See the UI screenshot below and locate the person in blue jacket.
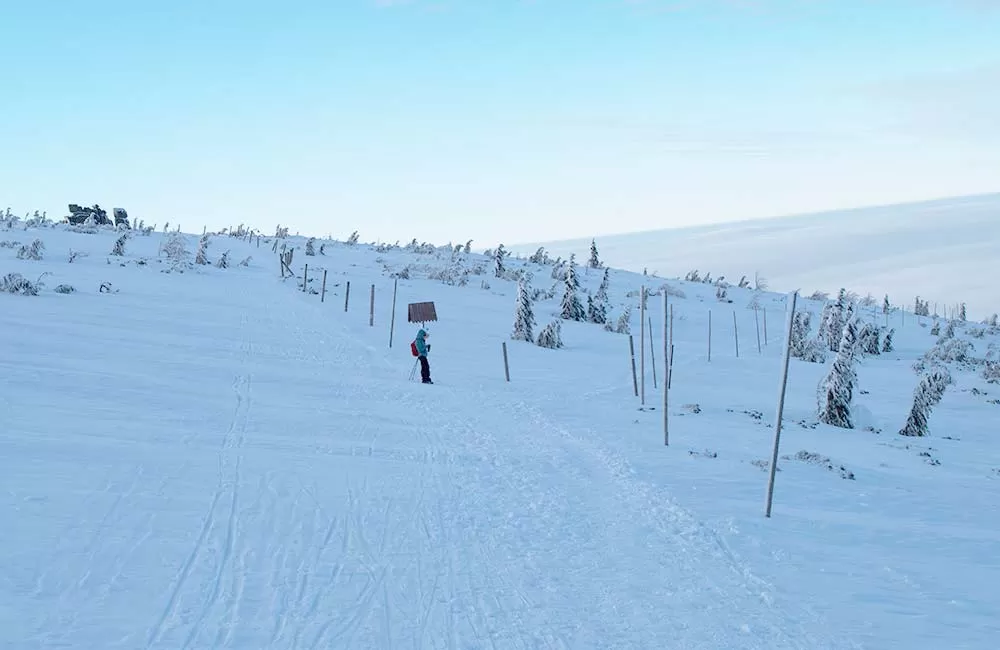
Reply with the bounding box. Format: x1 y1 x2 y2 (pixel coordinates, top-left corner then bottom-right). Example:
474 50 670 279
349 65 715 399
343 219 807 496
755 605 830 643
415 328 432 384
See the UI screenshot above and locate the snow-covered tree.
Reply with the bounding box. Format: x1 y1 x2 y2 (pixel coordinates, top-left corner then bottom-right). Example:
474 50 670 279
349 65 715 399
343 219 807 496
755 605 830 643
589 268 610 324
930 319 941 336
819 302 844 352
613 308 631 335
305 237 316 256
899 368 952 437
494 244 507 278
817 317 860 429
195 233 210 265
216 250 230 269
588 239 602 269
959 303 967 322
858 322 881 356
882 327 895 353
883 294 891 314
560 255 585 321
161 231 189 263
790 312 826 363
511 281 536 342
536 319 564 349
942 320 956 340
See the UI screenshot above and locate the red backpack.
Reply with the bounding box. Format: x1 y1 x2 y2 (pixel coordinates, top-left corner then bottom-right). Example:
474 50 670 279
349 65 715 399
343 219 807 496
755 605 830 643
410 340 419 357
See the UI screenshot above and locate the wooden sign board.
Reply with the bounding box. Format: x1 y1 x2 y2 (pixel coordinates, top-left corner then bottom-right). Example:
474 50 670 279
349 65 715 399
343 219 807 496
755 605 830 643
408 301 438 323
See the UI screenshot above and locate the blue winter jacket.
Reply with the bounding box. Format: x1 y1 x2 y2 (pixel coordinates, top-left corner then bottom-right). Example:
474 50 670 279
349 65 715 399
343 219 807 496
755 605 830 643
415 329 429 356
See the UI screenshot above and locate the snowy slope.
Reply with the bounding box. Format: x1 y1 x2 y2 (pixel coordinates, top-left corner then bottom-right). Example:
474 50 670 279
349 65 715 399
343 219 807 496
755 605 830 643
2 217 999 649
513 193 1000 320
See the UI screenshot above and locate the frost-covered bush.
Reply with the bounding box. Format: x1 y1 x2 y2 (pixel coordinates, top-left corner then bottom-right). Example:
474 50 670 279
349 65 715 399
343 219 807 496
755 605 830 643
560 255 585 321
536 319 563 349
1 272 46 295
54 284 76 294
983 361 1000 385
305 237 316 256
160 231 190 264
913 338 974 372
216 250 230 269
16 239 45 260
110 233 128 257
239 255 252 267
899 368 952 437
68 249 88 263
0 239 21 249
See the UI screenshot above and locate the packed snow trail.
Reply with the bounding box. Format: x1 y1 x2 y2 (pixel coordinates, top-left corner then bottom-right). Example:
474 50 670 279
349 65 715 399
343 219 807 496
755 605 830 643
2 269 850 649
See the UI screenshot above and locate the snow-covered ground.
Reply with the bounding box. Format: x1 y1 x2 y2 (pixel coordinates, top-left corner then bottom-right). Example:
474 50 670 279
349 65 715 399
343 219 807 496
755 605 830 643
513 192 1000 321
2 216 998 649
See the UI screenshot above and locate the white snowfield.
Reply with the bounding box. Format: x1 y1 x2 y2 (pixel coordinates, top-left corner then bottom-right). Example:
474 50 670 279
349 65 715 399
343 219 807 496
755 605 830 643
2 218 998 649
515 192 1000 321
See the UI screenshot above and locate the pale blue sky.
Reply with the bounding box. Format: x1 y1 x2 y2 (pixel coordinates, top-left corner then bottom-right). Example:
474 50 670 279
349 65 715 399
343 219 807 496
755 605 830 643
2 0 998 245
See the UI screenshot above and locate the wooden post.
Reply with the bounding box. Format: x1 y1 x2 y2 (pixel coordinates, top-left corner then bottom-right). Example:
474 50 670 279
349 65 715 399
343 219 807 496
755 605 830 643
648 316 657 389
344 281 351 312
663 291 669 445
708 309 712 362
320 270 328 302
765 291 798 518
369 284 375 327
628 335 639 397
502 341 510 382
389 278 398 347
669 304 674 389
733 310 740 358
303 264 308 292
763 307 768 345
639 285 646 406
754 306 762 354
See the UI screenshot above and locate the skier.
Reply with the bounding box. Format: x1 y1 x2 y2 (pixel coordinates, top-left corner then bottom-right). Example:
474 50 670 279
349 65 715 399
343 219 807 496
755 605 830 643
414 328 432 384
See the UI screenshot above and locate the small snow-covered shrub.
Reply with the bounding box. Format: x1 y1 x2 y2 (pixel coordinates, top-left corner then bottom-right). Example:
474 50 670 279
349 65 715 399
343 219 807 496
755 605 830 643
536 319 563 349
983 361 1000 384
305 237 316 256
1 272 40 295
913 338 974 372
216 251 230 269
54 284 76 294
195 234 211 264
161 231 190 264
68 249 88 263
239 255 252 267
16 239 45 260
1 239 21 249
790 312 827 363
110 233 128 256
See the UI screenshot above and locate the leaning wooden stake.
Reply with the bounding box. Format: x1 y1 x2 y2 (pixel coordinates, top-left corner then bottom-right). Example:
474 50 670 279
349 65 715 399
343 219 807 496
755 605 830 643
754 306 762 354
320 270 328 302
502 341 510 382
628 334 639 397
648 315 657 389
708 310 712 362
663 291 669 445
765 291 799 518
388 278 398 348
733 310 740 358
369 284 375 327
639 285 646 406
303 264 309 292
344 281 351 312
